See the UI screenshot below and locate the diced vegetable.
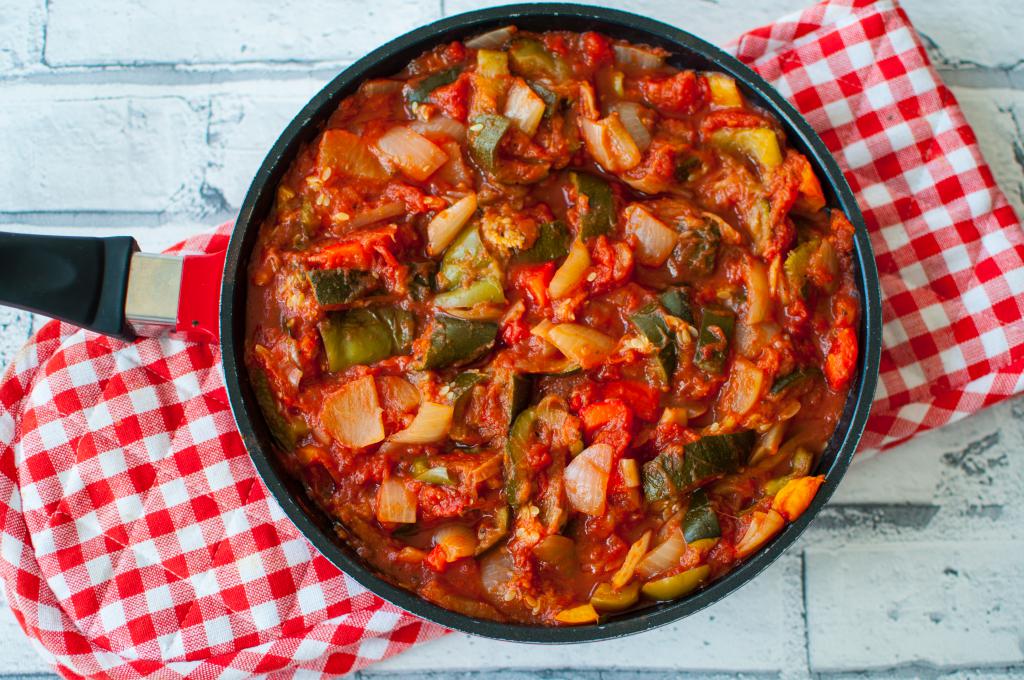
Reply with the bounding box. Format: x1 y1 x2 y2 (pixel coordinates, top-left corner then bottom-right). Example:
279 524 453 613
414 465 454 485
546 323 616 369
555 603 600 625
548 239 591 298
770 366 821 394
670 217 721 283
694 308 735 374
514 220 570 264
406 67 462 104
465 26 517 50
533 534 577 577
611 530 651 589
629 302 677 384
504 78 547 137
505 407 537 509
509 38 569 82
467 114 511 172
659 287 694 323
479 547 515 601
433 524 478 561
564 442 614 515
377 478 417 523
709 127 783 169
613 44 665 72
745 257 770 324
346 201 405 230
321 375 385 449
706 73 743 108
625 204 678 267
530 82 559 117
475 506 510 554
410 115 467 142
498 373 532 433
643 430 755 499
319 307 415 372
771 475 825 521
570 172 615 239
734 509 785 557
427 192 478 256
619 458 640 488
611 102 652 151
580 113 642 173
476 48 510 78
390 402 454 444
682 489 721 543
635 528 686 579
641 565 710 601
251 367 308 450
421 314 499 369
722 356 766 416
375 126 449 181
305 268 379 306
434 225 506 309
318 129 389 180
590 581 640 612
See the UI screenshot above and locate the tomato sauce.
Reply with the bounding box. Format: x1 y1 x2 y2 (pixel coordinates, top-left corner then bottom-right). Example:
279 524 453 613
245 25 859 625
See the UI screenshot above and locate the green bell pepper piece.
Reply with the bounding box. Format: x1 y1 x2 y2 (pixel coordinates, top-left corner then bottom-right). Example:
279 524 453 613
570 172 615 239
435 225 506 309
421 314 499 369
319 306 415 372
694 308 735 375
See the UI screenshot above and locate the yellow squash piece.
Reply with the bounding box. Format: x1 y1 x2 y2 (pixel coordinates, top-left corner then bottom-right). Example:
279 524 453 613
641 565 711 601
555 603 600 625
590 581 641 612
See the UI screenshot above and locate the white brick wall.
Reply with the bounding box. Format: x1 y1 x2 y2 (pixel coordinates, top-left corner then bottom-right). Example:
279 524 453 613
0 0 1023 678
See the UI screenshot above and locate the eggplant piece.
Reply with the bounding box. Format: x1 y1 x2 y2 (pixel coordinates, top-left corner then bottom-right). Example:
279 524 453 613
306 268 379 306
570 172 615 239
513 220 570 264
421 314 498 369
406 67 462 104
694 307 735 375
682 488 721 543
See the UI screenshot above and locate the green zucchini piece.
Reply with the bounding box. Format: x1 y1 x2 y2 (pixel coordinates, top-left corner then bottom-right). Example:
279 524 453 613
421 314 499 369
694 308 735 375
630 303 677 386
414 466 454 485
659 287 694 324
251 368 308 450
306 268 379 306
435 225 506 309
406 67 462 104
407 261 437 302
677 430 755 489
530 81 559 117
449 371 486 405
508 38 570 82
319 307 415 372
570 172 615 239
468 114 511 172
670 217 721 283
500 374 533 432
513 220 570 264
682 489 721 543
770 366 822 395
642 457 676 502
505 407 537 510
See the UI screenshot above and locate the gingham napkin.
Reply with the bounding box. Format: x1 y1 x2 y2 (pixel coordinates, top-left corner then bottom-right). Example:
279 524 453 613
1 0 1022 676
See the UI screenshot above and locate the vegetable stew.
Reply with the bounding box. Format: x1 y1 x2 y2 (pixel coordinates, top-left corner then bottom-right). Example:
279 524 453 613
245 26 860 625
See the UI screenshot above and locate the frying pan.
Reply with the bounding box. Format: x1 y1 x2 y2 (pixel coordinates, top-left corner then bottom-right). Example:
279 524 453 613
0 4 882 643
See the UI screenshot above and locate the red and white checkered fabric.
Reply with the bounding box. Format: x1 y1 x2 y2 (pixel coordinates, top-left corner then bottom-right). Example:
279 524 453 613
0 0 1021 676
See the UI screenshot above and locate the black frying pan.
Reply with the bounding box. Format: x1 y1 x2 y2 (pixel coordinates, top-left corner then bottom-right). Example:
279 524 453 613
0 4 882 644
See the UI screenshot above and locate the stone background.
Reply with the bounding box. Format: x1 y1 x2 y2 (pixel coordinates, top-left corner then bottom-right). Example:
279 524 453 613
0 0 1022 677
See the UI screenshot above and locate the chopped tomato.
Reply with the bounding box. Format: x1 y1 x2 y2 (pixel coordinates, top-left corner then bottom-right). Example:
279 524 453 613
581 31 613 68
511 262 555 309
599 380 661 422
430 72 471 122
824 326 858 390
640 71 703 115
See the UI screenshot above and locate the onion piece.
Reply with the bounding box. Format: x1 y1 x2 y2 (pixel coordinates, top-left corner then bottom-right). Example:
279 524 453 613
548 239 591 299
746 257 771 324
580 113 642 173
427 193 478 256
619 458 640 488
564 442 614 515
320 375 384 448
376 375 421 413
375 126 448 181
465 25 517 49
612 102 652 151
504 78 547 137
389 402 454 444
635 528 686 579
613 44 665 72
433 523 478 561
735 509 784 557
546 323 616 369
722 357 766 416
318 129 389 180
410 115 467 142
611 530 651 589
479 547 515 602
624 204 678 267
346 201 405 230
376 478 417 524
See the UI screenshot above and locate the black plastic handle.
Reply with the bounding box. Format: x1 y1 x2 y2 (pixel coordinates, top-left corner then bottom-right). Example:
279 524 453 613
0 231 139 339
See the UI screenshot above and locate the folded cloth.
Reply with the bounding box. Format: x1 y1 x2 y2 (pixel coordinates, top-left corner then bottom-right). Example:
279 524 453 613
1 0 1021 677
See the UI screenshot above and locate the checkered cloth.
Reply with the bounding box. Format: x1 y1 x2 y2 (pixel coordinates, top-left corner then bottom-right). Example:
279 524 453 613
1 0 1021 676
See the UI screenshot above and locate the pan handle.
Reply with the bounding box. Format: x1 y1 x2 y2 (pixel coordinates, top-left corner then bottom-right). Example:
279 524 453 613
0 231 225 343
0 231 139 339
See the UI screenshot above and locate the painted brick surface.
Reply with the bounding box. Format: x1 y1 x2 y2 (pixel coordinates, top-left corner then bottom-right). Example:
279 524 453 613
0 91 208 213
0 0 43 72
44 0 440 66
805 541 1024 671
